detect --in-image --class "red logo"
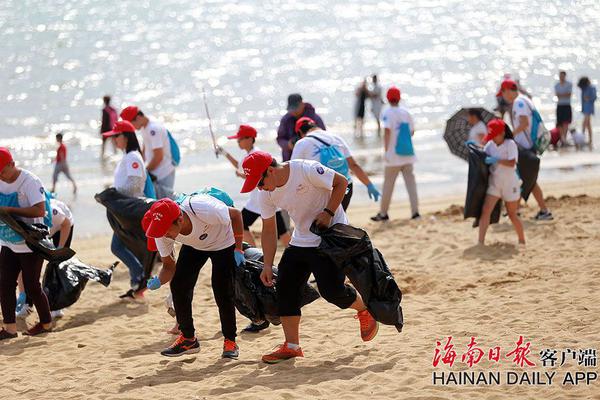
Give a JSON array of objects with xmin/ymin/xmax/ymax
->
[{"xmin": 132, "ymin": 162, "xmax": 139, "ymax": 169}]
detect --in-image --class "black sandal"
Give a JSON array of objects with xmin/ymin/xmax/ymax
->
[{"xmin": 0, "ymin": 329, "xmax": 18, "ymax": 340}]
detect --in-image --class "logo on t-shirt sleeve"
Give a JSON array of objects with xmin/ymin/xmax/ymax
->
[
  {"xmin": 517, "ymin": 100, "xmax": 525, "ymax": 108},
  {"xmin": 132, "ymin": 162, "xmax": 139, "ymax": 169},
  {"xmin": 316, "ymin": 166, "xmax": 324, "ymax": 175},
  {"xmin": 150, "ymin": 130, "xmax": 156, "ymax": 136},
  {"xmin": 199, "ymin": 233, "xmax": 208, "ymax": 240},
  {"xmin": 39, "ymin": 187, "xmax": 45, "ymax": 194},
  {"xmin": 53, "ymin": 209, "xmax": 58, "ymax": 215}
]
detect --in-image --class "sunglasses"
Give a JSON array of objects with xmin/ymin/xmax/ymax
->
[{"xmin": 257, "ymin": 169, "xmax": 269, "ymax": 188}]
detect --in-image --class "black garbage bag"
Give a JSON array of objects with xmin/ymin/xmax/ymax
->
[
  {"xmin": 0, "ymin": 211, "xmax": 75, "ymax": 263},
  {"xmin": 517, "ymin": 148, "xmax": 540, "ymax": 202},
  {"xmin": 464, "ymin": 144, "xmax": 501, "ymax": 227},
  {"xmin": 94, "ymin": 188, "xmax": 158, "ymax": 284},
  {"xmin": 311, "ymin": 223, "xmax": 403, "ymax": 332},
  {"xmin": 43, "ymin": 258, "xmax": 117, "ymax": 311},
  {"xmin": 234, "ymin": 251, "xmax": 320, "ymax": 325}
]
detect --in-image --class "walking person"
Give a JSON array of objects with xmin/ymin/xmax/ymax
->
[
  {"xmin": 239, "ymin": 151, "xmax": 379, "ymax": 363},
  {"xmin": 555, "ymin": 71, "xmax": 573, "ymax": 145},
  {"xmin": 500, "ymin": 79, "xmax": 553, "ymax": 220},
  {"xmin": 100, "ymin": 95, "xmax": 118, "ymax": 160},
  {"xmin": 120, "ymin": 105, "xmax": 177, "ymax": 198},
  {"xmin": 370, "ymin": 74, "xmax": 384, "ymax": 136},
  {"xmin": 371, "ymin": 86, "xmax": 420, "ymax": 222},
  {"xmin": 102, "ymin": 121, "xmax": 148, "ymax": 300},
  {"xmin": 277, "ymin": 94, "xmax": 326, "ymax": 161},
  {"xmin": 0, "ymin": 147, "xmax": 52, "ymax": 340},
  {"xmin": 292, "ymin": 117, "xmax": 380, "ymax": 210},
  {"xmin": 51, "ymin": 133, "xmax": 77, "ymax": 194},
  {"xmin": 142, "ymin": 196, "xmax": 245, "ymax": 359},
  {"xmin": 354, "ymin": 79, "xmax": 369, "ymax": 138},
  {"xmin": 578, "ymin": 77, "xmax": 597, "ymax": 147}
]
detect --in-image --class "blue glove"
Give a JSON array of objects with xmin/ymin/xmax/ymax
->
[
  {"xmin": 15, "ymin": 292, "xmax": 26, "ymax": 313},
  {"xmin": 465, "ymin": 140, "xmax": 478, "ymax": 146},
  {"xmin": 234, "ymin": 250, "xmax": 245, "ymax": 266},
  {"xmin": 485, "ymin": 156, "xmax": 499, "ymax": 165},
  {"xmin": 367, "ymin": 183, "xmax": 381, "ymax": 202},
  {"xmin": 147, "ymin": 276, "xmax": 161, "ymax": 290}
]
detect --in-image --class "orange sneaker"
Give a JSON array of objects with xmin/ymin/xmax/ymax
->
[
  {"xmin": 356, "ymin": 309, "xmax": 378, "ymax": 341},
  {"xmin": 222, "ymin": 339, "xmax": 239, "ymax": 359},
  {"xmin": 262, "ymin": 342, "xmax": 304, "ymax": 364}
]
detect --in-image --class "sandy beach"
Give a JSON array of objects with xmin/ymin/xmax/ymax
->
[{"xmin": 1, "ymin": 177, "xmax": 600, "ymax": 400}]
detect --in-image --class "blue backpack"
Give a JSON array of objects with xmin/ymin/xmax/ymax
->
[
  {"xmin": 167, "ymin": 130, "xmax": 181, "ymax": 166},
  {"xmin": 175, "ymin": 187, "xmax": 234, "ymax": 207},
  {"xmin": 395, "ymin": 122, "xmax": 415, "ymax": 156},
  {"xmin": 43, "ymin": 190, "xmax": 53, "ymax": 228},
  {"xmin": 307, "ymin": 135, "xmax": 350, "ymax": 179}
]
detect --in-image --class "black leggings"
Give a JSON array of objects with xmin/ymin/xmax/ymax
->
[
  {"xmin": 0, "ymin": 247, "xmax": 51, "ymax": 325},
  {"xmin": 277, "ymin": 246, "xmax": 357, "ymax": 316},
  {"xmin": 170, "ymin": 244, "xmax": 237, "ymax": 340},
  {"xmin": 51, "ymin": 226, "xmax": 74, "ymax": 249},
  {"xmin": 341, "ymin": 182, "xmax": 354, "ymax": 211}
]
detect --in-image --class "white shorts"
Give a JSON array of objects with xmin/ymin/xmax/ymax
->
[{"xmin": 487, "ymin": 173, "xmax": 521, "ymax": 202}]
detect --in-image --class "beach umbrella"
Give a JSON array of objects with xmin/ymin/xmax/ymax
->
[{"xmin": 443, "ymin": 108, "xmax": 511, "ymax": 161}]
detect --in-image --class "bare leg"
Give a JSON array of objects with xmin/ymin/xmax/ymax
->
[
  {"xmin": 281, "ymin": 316, "xmax": 301, "ymax": 344},
  {"xmin": 478, "ymin": 194, "xmax": 500, "ymax": 244},
  {"xmin": 506, "ymin": 200, "xmax": 525, "ymax": 244},
  {"xmin": 278, "ymin": 232, "xmax": 291, "ymax": 248},
  {"xmin": 531, "ymin": 183, "xmax": 547, "ymax": 211}
]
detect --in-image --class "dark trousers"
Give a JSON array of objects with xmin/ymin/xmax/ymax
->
[
  {"xmin": 51, "ymin": 225, "xmax": 74, "ymax": 249},
  {"xmin": 170, "ymin": 244, "xmax": 237, "ymax": 341},
  {"xmin": 277, "ymin": 246, "xmax": 357, "ymax": 316},
  {"xmin": 0, "ymin": 247, "xmax": 51, "ymax": 324},
  {"xmin": 341, "ymin": 182, "xmax": 354, "ymax": 211}
]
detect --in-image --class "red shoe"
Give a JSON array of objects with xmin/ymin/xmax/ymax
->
[
  {"xmin": 355, "ymin": 309, "xmax": 378, "ymax": 342},
  {"xmin": 262, "ymin": 342, "xmax": 304, "ymax": 364},
  {"xmin": 222, "ymin": 339, "xmax": 239, "ymax": 359},
  {"xmin": 23, "ymin": 322, "xmax": 52, "ymax": 336}
]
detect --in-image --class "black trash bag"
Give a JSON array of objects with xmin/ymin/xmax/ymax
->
[
  {"xmin": 517, "ymin": 147, "xmax": 540, "ymax": 202},
  {"xmin": 94, "ymin": 188, "xmax": 158, "ymax": 284},
  {"xmin": 464, "ymin": 144, "xmax": 501, "ymax": 227},
  {"xmin": 43, "ymin": 258, "xmax": 117, "ymax": 311},
  {"xmin": 0, "ymin": 211, "xmax": 75, "ymax": 263},
  {"xmin": 311, "ymin": 223, "xmax": 403, "ymax": 332},
  {"xmin": 234, "ymin": 251, "xmax": 320, "ymax": 325}
]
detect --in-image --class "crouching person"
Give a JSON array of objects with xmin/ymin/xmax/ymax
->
[
  {"xmin": 239, "ymin": 151, "xmax": 378, "ymax": 364},
  {"xmin": 142, "ymin": 195, "xmax": 246, "ymax": 359}
]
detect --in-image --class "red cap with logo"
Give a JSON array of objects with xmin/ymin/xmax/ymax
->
[
  {"xmin": 387, "ymin": 86, "xmax": 401, "ymax": 103},
  {"xmin": 227, "ymin": 125, "xmax": 257, "ymax": 140},
  {"xmin": 102, "ymin": 120, "xmax": 137, "ymax": 138},
  {"xmin": 240, "ymin": 151, "xmax": 273, "ymax": 193},
  {"xmin": 0, "ymin": 147, "xmax": 13, "ymax": 171},
  {"xmin": 142, "ymin": 199, "xmax": 182, "ymax": 250},
  {"xmin": 484, "ymin": 119, "xmax": 506, "ymax": 142},
  {"xmin": 120, "ymin": 106, "xmax": 139, "ymax": 122},
  {"xmin": 497, "ymin": 79, "xmax": 518, "ymax": 96},
  {"xmin": 294, "ymin": 117, "xmax": 315, "ymax": 135}
]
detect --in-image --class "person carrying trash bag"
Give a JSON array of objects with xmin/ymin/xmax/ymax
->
[
  {"xmin": 239, "ymin": 150, "xmax": 378, "ymax": 364},
  {"xmin": 291, "ymin": 117, "xmax": 380, "ymax": 210},
  {"xmin": 142, "ymin": 195, "xmax": 245, "ymax": 359}
]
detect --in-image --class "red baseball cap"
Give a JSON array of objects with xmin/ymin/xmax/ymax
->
[
  {"xmin": 294, "ymin": 117, "xmax": 315, "ymax": 134},
  {"xmin": 102, "ymin": 120, "xmax": 136, "ymax": 138},
  {"xmin": 240, "ymin": 151, "xmax": 273, "ymax": 193},
  {"xmin": 227, "ymin": 125, "xmax": 257, "ymax": 140},
  {"xmin": 142, "ymin": 199, "xmax": 182, "ymax": 250},
  {"xmin": 120, "ymin": 106, "xmax": 139, "ymax": 122},
  {"xmin": 484, "ymin": 119, "xmax": 506, "ymax": 142},
  {"xmin": 497, "ymin": 79, "xmax": 518, "ymax": 96},
  {"xmin": 0, "ymin": 147, "xmax": 13, "ymax": 171},
  {"xmin": 387, "ymin": 86, "xmax": 401, "ymax": 103}
]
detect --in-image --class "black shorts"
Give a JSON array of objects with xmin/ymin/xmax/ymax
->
[
  {"xmin": 556, "ymin": 105, "xmax": 572, "ymax": 125},
  {"xmin": 242, "ymin": 208, "xmax": 289, "ymax": 238}
]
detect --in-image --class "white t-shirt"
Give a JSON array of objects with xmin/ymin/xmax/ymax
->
[
  {"xmin": 155, "ymin": 194, "xmax": 235, "ymax": 257},
  {"xmin": 238, "ymin": 147, "xmax": 262, "ymax": 214},
  {"xmin": 0, "ymin": 169, "xmax": 46, "ymax": 253},
  {"xmin": 511, "ymin": 95, "xmax": 535, "ymax": 150},
  {"xmin": 468, "ymin": 121, "xmax": 487, "ymax": 144},
  {"xmin": 257, "ymin": 160, "xmax": 347, "ymax": 247},
  {"xmin": 291, "ymin": 129, "xmax": 353, "ymax": 182},
  {"xmin": 381, "ymin": 105, "xmax": 416, "ymax": 166},
  {"xmin": 114, "ymin": 151, "xmax": 146, "ymax": 197},
  {"xmin": 49, "ymin": 198, "xmax": 74, "ymax": 236},
  {"xmin": 140, "ymin": 119, "xmax": 175, "ymax": 180},
  {"xmin": 484, "ymin": 139, "xmax": 519, "ymax": 178}
]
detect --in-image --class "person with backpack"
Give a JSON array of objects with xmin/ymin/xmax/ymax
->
[
  {"xmin": 0, "ymin": 147, "xmax": 52, "ymax": 340},
  {"xmin": 371, "ymin": 86, "xmax": 420, "ymax": 222},
  {"xmin": 291, "ymin": 117, "xmax": 380, "ymax": 210},
  {"xmin": 500, "ymin": 79, "xmax": 553, "ymax": 221},
  {"xmin": 120, "ymin": 105, "xmax": 179, "ymax": 199}
]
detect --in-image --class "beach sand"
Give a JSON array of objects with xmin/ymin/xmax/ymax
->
[{"xmin": 2, "ymin": 179, "xmax": 600, "ymax": 399}]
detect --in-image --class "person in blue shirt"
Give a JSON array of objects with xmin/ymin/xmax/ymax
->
[{"xmin": 578, "ymin": 77, "xmax": 597, "ymax": 147}]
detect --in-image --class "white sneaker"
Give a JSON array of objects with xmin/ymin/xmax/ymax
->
[
  {"xmin": 51, "ymin": 309, "xmax": 65, "ymax": 319},
  {"xmin": 16, "ymin": 304, "xmax": 33, "ymax": 319}
]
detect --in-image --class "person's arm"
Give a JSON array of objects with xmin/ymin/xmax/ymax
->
[
  {"xmin": 259, "ymin": 216, "xmax": 277, "ymax": 287},
  {"xmin": 498, "ymin": 159, "xmax": 516, "ymax": 167},
  {"xmin": 228, "ymin": 207, "xmax": 244, "ymax": 252},
  {"xmin": 512, "ymin": 115, "xmax": 530, "ymax": 136},
  {"xmin": 0, "ymin": 202, "xmax": 46, "ymax": 219},
  {"xmin": 347, "ymin": 156, "xmax": 371, "ymax": 186},
  {"xmin": 56, "ymin": 218, "xmax": 73, "ymax": 248},
  {"xmin": 146, "ymin": 148, "xmax": 164, "ymax": 172},
  {"xmin": 314, "ymin": 172, "xmax": 348, "ymax": 229},
  {"xmin": 157, "ymin": 254, "xmax": 177, "ymax": 285},
  {"xmin": 383, "ymin": 128, "xmax": 391, "ymax": 152}
]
